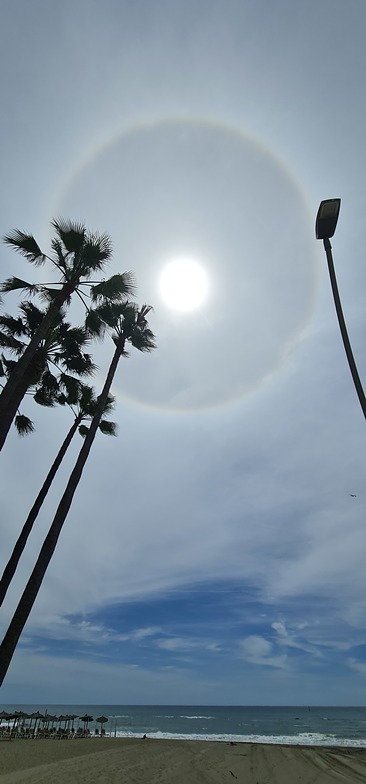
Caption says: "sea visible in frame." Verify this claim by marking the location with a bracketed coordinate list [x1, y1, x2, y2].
[2, 705, 366, 747]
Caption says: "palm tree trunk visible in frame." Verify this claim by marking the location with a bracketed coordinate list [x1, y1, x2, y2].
[0, 365, 37, 446]
[0, 351, 45, 450]
[0, 415, 82, 608]
[0, 339, 124, 686]
[0, 283, 74, 451]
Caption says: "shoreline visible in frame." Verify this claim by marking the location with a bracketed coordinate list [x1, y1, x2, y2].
[1, 737, 365, 783]
[2, 728, 366, 747]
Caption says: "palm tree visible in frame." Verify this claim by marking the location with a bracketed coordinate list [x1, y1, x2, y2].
[0, 218, 135, 450]
[0, 385, 116, 608]
[0, 356, 35, 437]
[0, 302, 155, 686]
[0, 300, 95, 437]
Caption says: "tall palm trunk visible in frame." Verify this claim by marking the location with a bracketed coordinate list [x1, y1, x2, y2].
[0, 338, 125, 686]
[0, 350, 45, 449]
[0, 415, 82, 608]
[0, 283, 74, 451]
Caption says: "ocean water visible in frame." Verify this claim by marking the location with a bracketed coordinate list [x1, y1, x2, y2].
[2, 704, 366, 747]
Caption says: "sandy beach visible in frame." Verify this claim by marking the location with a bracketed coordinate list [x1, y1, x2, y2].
[0, 737, 365, 783]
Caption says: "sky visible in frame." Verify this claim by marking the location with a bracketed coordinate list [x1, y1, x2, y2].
[0, 0, 365, 706]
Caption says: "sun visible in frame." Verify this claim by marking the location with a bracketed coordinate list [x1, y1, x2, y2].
[159, 258, 208, 311]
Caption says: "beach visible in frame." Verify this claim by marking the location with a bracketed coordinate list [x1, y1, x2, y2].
[0, 738, 365, 783]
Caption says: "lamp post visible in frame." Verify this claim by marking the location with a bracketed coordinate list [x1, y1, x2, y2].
[315, 198, 366, 419]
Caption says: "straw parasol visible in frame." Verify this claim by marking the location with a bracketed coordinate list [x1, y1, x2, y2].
[65, 714, 78, 732]
[0, 710, 11, 730]
[41, 714, 58, 730]
[66, 713, 78, 722]
[96, 715, 108, 735]
[79, 713, 93, 733]
[29, 711, 45, 735]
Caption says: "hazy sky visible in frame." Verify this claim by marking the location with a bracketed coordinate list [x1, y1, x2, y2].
[0, 0, 365, 706]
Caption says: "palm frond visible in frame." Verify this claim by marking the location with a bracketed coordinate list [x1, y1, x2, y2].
[50, 238, 67, 271]
[57, 324, 90, 351]
[120, 303, 156, 352]
[19, 301, 45, 332]
[85, 307, 109, 338]
[1, 355, 16, 374]
[90, 272, 136, 303]
[78, 424, 90, 437]
[137, 304, 154, 321]
[39, 369, 59, 393]
[33, 387, 58, 407]
[15, 414, 35, 436]
[98, 419, 118, 436]
[86, 231, 113, 260]
[78, 384, 95, 410]
[73, 233, 113, 278]
[38, 287, 64, 305]
[0, 357, 4, 377]
[129, 326, 156, 352]
[55, 392, 67, 405]
[51, 218, 86, 254]
[0, 277, 40, 296]
[59, 373, 82, 403]
[101, 393, 115, 415]
[62, 352, 96, 376]
[0, 331, 24, 352]
[3, 230, 45, 264]
[0, 314, 25, 336]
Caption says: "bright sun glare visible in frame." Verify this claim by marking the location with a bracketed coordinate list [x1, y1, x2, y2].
[159, 258, 208, 311]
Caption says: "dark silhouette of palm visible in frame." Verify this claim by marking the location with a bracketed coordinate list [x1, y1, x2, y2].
[0, 301, 95, 436]
[0, 219, 135, 450]
[0, 385, 116, 608]
[0, 301, 155, 686]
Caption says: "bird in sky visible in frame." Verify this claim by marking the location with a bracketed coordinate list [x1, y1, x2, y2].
[350, 494, 357, 498]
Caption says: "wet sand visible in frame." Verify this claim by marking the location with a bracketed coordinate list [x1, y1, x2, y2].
[0, 737, 365, 783]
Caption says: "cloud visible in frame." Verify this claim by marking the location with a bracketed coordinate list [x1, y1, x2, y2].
[19, 615, 162, 648]
[128, 626, 162, 641]
[156, 635, 221, 653]
[271, 620, 322, 658]
[347, 659, 366, 675]
[157, 637, 198, 652]
[238, 635, 288, 669]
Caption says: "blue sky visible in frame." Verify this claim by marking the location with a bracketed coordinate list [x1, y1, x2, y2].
[0, 0, 365, 705]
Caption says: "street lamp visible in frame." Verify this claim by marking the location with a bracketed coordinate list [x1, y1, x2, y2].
[316, 198, 366, 419]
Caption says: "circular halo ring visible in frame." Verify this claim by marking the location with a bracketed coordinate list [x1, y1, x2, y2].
[53, 116, 318, 414]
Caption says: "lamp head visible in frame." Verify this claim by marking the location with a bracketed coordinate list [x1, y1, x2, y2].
[315, 198, 341, 240]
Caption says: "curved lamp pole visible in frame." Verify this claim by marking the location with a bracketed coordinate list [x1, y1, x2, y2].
[315, 198, 366, 419]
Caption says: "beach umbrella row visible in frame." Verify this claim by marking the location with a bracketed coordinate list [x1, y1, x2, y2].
[0, 711, 107, 734]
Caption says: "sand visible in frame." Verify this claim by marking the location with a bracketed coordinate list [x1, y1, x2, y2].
[0, 737, 365, 783]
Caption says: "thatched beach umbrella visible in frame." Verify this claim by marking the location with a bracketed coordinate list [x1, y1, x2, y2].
[15, 710, 29, 732]
[0, 709, 10, 731]
[9, 713, 18, 735]
[41, 714, 57, 731]
[29, 711, 45, 735]
[6, 710, 25, 736]
[96, 715, 108, 735]
[65, 714, 78, 732]
[79, 713, 93, 732]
